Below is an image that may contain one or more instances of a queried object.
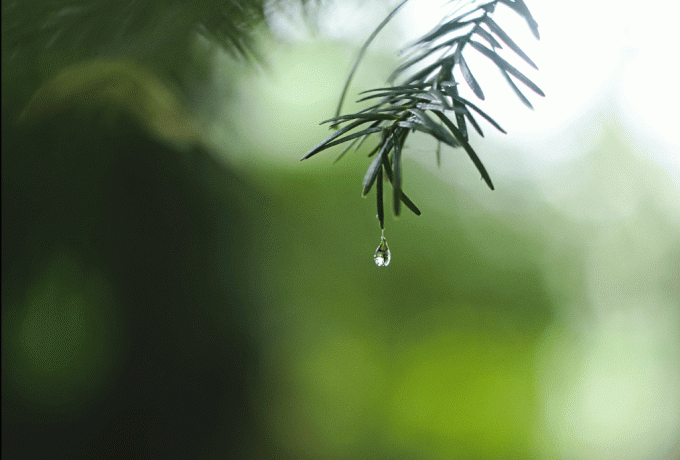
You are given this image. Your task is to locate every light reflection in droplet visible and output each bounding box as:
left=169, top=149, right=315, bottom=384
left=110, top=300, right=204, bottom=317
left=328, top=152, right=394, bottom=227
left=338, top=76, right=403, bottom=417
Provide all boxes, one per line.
left=374, top=236, right=390, bottom=267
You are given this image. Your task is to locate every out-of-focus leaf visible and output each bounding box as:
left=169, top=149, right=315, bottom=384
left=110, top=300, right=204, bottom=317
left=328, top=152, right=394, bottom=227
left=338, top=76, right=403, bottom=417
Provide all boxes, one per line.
left=18, top=59, right=201, bottom=150
left=334, top=0, right=411, bottom=118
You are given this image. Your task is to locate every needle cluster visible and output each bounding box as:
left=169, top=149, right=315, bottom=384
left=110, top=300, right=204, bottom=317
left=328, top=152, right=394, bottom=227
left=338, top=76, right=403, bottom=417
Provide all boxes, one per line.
left=302, top=0, right=543, bottom=229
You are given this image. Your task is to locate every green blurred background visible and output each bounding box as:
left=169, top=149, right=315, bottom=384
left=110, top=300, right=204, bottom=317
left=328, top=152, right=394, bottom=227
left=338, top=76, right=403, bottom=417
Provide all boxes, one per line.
left=2, top=1, right=679, bottom=458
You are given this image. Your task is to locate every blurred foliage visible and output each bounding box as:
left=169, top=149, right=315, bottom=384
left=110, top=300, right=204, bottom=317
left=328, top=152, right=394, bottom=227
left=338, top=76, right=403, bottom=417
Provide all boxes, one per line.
left=17, top=59, right=201, bottom=150
left=2, top=100, right=262, bottom=457
left=1, top=1, right=272, bottom=458
left=0, top=0, right=294, bottom=125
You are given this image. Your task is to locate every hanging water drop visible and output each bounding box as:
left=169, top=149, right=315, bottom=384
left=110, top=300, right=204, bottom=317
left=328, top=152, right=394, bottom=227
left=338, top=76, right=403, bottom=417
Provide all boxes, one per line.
left=374, top=234, right=390, bottom=267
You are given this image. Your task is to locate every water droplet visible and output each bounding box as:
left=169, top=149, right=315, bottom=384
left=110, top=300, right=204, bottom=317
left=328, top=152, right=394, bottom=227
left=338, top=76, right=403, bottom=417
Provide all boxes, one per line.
left=374, top=236, right=390, bottom=267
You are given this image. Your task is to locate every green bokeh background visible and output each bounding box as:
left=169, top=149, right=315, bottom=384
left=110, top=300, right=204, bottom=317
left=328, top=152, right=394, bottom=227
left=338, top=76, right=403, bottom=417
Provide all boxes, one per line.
left=3, top=4, right=679, bottom=459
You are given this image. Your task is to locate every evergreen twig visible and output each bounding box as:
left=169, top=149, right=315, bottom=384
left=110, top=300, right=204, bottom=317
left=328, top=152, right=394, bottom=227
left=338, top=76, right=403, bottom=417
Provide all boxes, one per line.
left=303, top=0, right=543, bottom=226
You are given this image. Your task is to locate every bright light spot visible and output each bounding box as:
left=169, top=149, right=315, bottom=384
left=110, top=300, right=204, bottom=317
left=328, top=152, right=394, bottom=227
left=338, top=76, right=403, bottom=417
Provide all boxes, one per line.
left=539, top=307, right=680, bottom=459
left=616, top=1, right=680, bottom=182
left=265, top=0, right=678, bottom=181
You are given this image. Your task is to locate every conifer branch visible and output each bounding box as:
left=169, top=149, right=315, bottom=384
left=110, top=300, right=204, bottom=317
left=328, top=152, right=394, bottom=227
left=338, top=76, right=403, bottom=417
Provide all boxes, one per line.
left=303, top=0, right=543, bottom=227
